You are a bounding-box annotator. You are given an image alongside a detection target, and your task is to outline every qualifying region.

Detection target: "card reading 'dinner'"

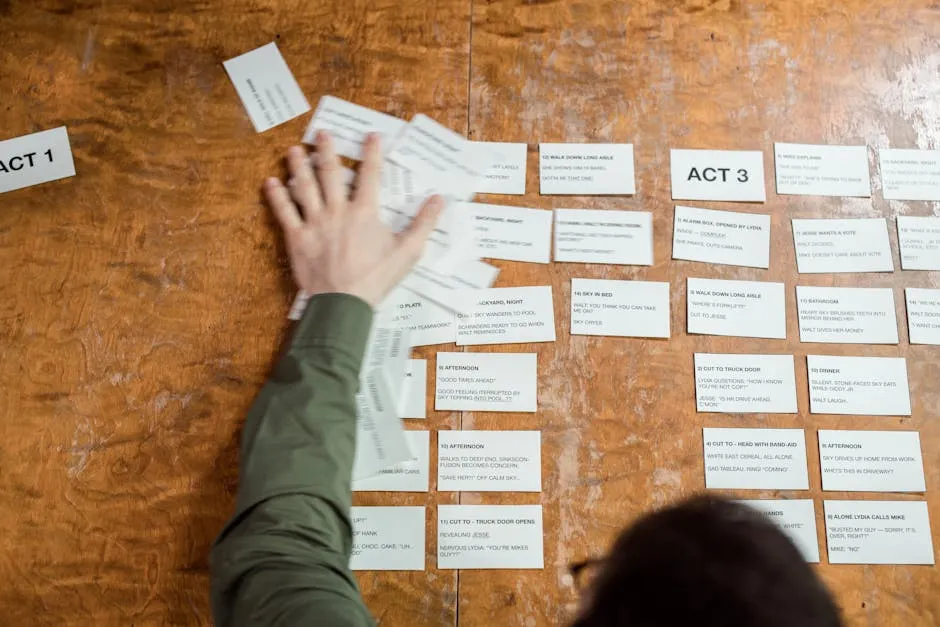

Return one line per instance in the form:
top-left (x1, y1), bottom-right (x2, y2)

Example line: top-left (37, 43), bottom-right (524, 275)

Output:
top-left (703, 427), bottom-right (809, 490)
top-left (539, 143), bottom-right (635, 195)
top-left (571, 278), bottom-right (670, 338)
top-left (687, 278), bottom-right (786, 339)
top-left (554, 209), bottom-right (653, 265)
top-left (435, 352), bottom-right (537, 412)
top-left (672, 205), bottom-right (771, 268)
top-left (807, 355), bottom-right (911, 416)
top-left (694, 354), bottom-right (798, 414)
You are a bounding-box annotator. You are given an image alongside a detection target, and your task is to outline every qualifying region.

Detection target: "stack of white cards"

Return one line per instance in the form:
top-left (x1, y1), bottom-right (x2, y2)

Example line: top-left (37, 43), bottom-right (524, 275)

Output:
top-left (300, 95), bottom-right (504, 315)
top-left (288, 96), bottom-right (511, 482)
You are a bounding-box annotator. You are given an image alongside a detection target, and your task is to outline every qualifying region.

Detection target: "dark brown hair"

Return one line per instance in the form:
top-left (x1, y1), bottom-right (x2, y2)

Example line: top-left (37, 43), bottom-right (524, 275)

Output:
top-left (573, 495), bottom-right (843, 627)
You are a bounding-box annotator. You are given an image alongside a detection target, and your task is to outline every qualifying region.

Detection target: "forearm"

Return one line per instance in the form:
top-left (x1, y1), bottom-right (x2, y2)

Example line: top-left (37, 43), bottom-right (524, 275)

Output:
top-left (210, 293), bottom-right (375, 627)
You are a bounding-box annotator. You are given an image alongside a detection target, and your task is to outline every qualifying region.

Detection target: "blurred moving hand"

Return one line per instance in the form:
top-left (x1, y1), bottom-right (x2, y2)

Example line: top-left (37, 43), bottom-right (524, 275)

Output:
top-left (264, 131), bottom-right (443, 308)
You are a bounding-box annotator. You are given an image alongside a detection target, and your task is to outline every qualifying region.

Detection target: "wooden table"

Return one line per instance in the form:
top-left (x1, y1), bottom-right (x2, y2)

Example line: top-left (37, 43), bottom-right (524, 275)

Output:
top-left (1, 0), bottom-right (937, 624)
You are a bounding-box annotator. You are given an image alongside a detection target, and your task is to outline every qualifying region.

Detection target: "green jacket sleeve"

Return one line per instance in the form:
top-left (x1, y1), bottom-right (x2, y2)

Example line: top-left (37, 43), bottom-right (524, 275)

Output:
top-left (210, 293), bottom-right (377, 627)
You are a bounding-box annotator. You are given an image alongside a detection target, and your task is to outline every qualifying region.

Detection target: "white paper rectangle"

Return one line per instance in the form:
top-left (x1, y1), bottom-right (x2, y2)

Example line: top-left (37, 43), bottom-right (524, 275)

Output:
top-left (351, 378), bottom-right (413, 481)
top-left (456, 286), bottom-right (556, 346)
top-left (360, 322), bottom-right (411, 415)
top-left (438, 505), bottom-right (544, 569)
top-left (774, 143), bottom-right (871, 197)
top-left (670, 149), bottom-right (767, 202)
top-left (687, 278), bottom-right (786, 339)
top-left (438, 431), bottom-right (541, 492)
top-left (353, 431), bottom-right (430, 492)
top-left (819, 430), bottom-right (925, 493)
top-left (400, 258), bottom-right (500, 315)
top-left (694, 354), bottom-right (798, 414)
top-left (222, 43), bottom-right (311, 133)
top-left (703, 427), bottom-right (808, 490)
top-left (905, 288), bottom-right (940, 345)
top-left (796, 286), bottom-right (898, 344)
top-left (382, 189), bottom-right (475, 272)
top-left (897, 216), bottom-right (940, 270)
top-left (435, 352), bottom-right (537, 413)
top-left (470, 202), bottom-right (552, 264)
top-left (399, 359), bottom-right (427, 419)
top-left (824, 500), bottom-right (934, 565)
top-left (737, 500), bottom-right (820, 563)
top-left (672, 205), bottom-right (771, 269)
top-left (554, 209), bottom-right (653, 265)
top-left (0, 127), bottom-right (76, 194)
top-left (792, 218), bottom-right (893, 273)
top-left (570, 278), bottom-right (670, 338)
top-left (473, 142), bottom-right (527, 195)
top-left (387, 289), bottom-right (455, 346)
top-left (386, 114), bottom-right (487, 202)
top-left (539, 143), bottom-right (635, 195)
top-left (351, 506), bottom-right (426, 570)
top-left (302, 95), bottom-right (406, 159)
top-left (807, 355), bottom-right (911, 416)
top-left (452, 260), bottom-right (500, 290)
top-left (880, 149), bottom-right (940, 201)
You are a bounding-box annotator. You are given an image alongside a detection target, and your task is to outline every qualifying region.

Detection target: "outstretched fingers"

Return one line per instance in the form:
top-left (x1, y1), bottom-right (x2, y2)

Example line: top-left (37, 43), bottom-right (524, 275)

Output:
top-left (286, 145), bottom-right (323, 218)
top-left (314, 131), bottom-right (348, 210)
top-left (264, 177), bottom-right (303, 231)
top-left (394, 195), bottom-right (446, 266)
top-left (353, 133), bottom-right (383, 209)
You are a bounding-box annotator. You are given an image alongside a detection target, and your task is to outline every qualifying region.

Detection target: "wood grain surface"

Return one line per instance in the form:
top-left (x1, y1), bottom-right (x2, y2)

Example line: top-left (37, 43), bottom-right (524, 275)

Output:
top-left (0, 0), bottom-right (937, 625)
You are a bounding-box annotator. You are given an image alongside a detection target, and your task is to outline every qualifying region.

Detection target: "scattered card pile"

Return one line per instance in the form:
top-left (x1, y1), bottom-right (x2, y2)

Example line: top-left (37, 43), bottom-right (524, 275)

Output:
top-left (289, 96), bottom-right (509, 482)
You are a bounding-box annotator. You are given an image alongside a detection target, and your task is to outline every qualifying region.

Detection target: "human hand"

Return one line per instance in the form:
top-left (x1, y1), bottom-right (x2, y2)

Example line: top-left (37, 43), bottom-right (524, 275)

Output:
top-left (264, 131), bottom-right (444, 309)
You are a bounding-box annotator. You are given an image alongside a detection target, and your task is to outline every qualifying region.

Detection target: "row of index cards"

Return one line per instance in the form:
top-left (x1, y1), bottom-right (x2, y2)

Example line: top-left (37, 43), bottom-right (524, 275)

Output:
top-left (349, 498), bottom-right (933, 571)
top-left (392, 281), bottom-right (940, 354)
top-left (213, 45), bottom-right (940, 201)
top-left (350, 426), bottom-right (928, 496)
top-left (543, 143), bottom-right (938, 202)
top-left (305, 96), bottom-right (940, 202)
top-left (701, 428), bottom-right (935, 566)
top-left (408, 348), bottom-right (914, 418)
top-left (469, 202), bottom-right (940, 274)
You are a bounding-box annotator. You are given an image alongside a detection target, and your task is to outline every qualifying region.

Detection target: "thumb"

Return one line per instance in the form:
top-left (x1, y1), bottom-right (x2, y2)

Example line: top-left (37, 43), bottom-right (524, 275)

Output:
top-left (395, 195), bottom-right (445, 264)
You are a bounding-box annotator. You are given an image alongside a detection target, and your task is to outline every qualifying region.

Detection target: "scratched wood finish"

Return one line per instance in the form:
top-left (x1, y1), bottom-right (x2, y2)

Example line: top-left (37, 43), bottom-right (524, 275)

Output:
top-left (1, 0), bottom-right (938, 625)
top-left (464, 1), bottom-right (940, 626)
top-left (0, 0), bottom-right (468, 625)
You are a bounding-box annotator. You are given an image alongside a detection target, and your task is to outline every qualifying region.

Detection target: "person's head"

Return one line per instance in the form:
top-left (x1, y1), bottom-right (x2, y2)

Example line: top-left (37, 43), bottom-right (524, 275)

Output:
top-left (572, 495), bottom-right (843, 627)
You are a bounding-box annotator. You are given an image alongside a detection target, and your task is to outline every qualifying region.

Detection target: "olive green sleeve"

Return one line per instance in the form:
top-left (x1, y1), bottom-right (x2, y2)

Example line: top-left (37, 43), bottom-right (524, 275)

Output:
top-left (210, 293), bottom-right (376, 627)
